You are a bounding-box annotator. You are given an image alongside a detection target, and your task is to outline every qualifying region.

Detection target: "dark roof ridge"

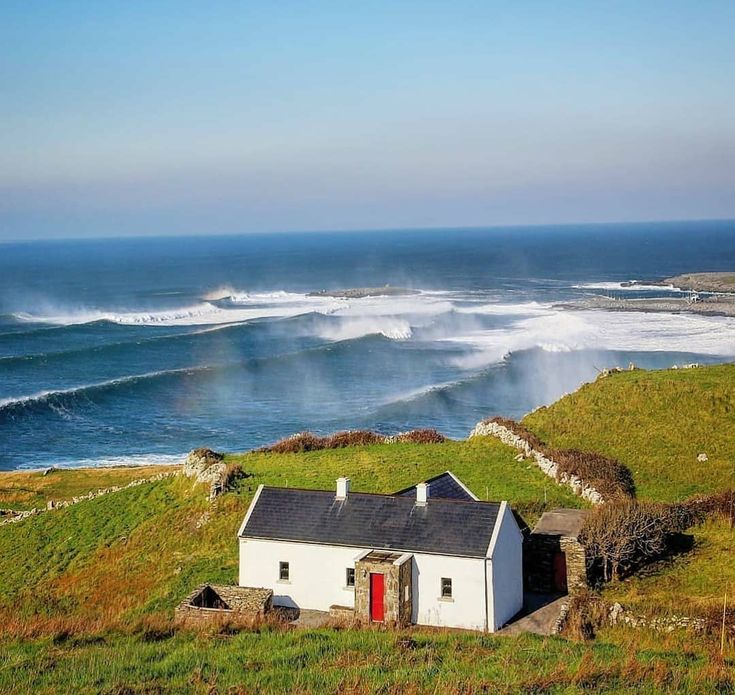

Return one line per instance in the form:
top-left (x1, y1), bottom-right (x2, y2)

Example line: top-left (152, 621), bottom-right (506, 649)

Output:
top-left (258, 484), bottom-right (499, 506)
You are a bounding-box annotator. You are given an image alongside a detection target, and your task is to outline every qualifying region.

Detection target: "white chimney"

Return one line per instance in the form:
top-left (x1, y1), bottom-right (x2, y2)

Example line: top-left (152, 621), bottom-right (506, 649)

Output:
top-left (416, 482), bottom-right (429, 506)
top-left (336, 477), bottom-right (351, 500)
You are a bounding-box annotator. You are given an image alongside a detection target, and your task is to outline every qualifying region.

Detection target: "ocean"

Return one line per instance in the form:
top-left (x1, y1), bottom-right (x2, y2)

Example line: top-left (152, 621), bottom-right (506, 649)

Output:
top-left (1, 220), bottom-right (734, 471)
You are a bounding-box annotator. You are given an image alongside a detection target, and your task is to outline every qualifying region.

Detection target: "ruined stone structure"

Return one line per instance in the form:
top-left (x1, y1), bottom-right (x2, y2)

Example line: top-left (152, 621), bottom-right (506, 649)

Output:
top-left (353, 551), bottom-right (413, 626)
top-left (525, 509), bottom-right (589, 594)
top-left (175, 584), bottom-right (273, 626)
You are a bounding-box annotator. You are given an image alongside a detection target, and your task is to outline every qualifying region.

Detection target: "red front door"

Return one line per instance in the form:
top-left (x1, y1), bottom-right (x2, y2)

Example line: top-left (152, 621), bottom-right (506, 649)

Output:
top-left (553, 552), bottom-right (568, 593)
top-left (370, 573), bottom-right (385, 622)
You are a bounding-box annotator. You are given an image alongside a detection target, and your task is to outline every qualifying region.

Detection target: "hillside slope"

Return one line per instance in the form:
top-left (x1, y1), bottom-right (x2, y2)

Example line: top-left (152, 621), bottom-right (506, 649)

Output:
top-left (523, 364), bottom-right (735, 502)
top-left (0, 438), bottom-right (579, 637)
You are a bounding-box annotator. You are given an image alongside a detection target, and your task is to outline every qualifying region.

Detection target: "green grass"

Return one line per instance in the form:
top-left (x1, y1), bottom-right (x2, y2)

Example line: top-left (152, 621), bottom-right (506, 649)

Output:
top-left (0, 465), bottom-right (179, 511)
top-left (1, 628), bottom-right (733, 694)
top-left (602, 518), bottom-right (735, 617)
top-left (523, 364), bottom-right (735, 502)
top-left (231, 438), bottom-right (583, 522)
top-left (0, 439), bottom-right (579, 636)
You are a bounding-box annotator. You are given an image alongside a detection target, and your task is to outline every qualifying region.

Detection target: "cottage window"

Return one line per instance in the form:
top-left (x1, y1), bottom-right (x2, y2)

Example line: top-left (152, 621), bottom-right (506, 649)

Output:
top-left (441, 577), bottom-right (452, 598)
top-left (279, 561), bottom-right (290, 581)
top-left (346, 567), bottom-right (355, 587)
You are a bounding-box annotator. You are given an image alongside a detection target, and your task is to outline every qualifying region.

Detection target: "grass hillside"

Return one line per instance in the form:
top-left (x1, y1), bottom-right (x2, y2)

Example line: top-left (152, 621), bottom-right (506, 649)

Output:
top-left (523, 364), bottom-right (735, 502)
top-left (2, 382), bottom-right (735, 693)
top-left (523, 364), bottom-right (735, 626)
top-left (0, 439), bottom-right (580, 639)
top-left (0, 465), bottom-right (179, 512)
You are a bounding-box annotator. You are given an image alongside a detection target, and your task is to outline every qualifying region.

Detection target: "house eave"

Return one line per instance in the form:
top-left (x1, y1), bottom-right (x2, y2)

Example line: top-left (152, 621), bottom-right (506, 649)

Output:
top-left (238, 533), bottom-right (489, 560)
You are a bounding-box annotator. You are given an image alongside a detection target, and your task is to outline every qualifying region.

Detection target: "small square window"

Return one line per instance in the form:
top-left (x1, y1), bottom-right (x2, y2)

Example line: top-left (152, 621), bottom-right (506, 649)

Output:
top-left (346, 567), bottom-right (355, 587)
top-left (441, 577), bottom-right (452, 598)
top-left (279, 561), bottom-right (290, 581)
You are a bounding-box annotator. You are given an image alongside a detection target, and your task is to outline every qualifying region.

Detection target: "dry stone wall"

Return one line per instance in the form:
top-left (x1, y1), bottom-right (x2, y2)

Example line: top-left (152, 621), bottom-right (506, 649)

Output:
top-left (0, 470), bottom-right (177, 526)
top-left (468, 420), bottom-right (605, 504)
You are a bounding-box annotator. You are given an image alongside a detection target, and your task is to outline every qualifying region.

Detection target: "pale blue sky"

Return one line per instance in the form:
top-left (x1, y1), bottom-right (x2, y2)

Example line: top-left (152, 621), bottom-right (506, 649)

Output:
top-left (1, 1), bottom-right (734, 239)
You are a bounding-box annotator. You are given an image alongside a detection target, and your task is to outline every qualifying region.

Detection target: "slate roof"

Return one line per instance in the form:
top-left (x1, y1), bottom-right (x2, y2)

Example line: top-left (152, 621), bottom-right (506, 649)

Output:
top-left (531, 509), bottom-right (588, 538)
top-left (240, 486), bottom-right (501, 558)
top-left (393, 471), bottom-right (478, 502)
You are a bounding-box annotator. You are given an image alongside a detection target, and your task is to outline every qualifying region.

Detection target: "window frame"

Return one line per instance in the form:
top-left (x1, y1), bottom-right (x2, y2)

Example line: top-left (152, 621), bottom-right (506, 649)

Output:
top-left (345, 567), bottom-right (355, 588)
top-left (279, 561), bottom-right (290, 582)
top-left (440, 577), bottom-right (453, 599)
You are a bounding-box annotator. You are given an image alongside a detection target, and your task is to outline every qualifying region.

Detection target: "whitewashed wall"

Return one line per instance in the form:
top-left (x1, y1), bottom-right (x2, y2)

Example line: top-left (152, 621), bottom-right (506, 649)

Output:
top-left (487, 504), bottom-right (524, 630)
top-left (239, 538), bottom-right (365, 610)
top-left (410, 553), bottom-right (488, 631)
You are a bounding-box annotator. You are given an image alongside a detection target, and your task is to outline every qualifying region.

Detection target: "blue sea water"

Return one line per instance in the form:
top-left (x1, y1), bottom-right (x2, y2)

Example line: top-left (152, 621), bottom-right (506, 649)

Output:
top-left (1, 220), bottom-right (735, 470)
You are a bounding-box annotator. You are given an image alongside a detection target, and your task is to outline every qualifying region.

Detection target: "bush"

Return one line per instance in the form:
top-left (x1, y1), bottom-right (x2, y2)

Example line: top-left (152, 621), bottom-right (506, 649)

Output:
top-left (258, 428), bottom-right (448, 453)
top-left (324, 430), bottom-right (386, 448)
top-left (394, 429), bottom-right (447, 444)
top-left (680, 489), bottom-right (735, 525)
top-left (550, 448), bottom-right (636, 500)
top-left (580, 500), bottom-right (693, 582)
top-left (260, 432), bottom-right (327, 454)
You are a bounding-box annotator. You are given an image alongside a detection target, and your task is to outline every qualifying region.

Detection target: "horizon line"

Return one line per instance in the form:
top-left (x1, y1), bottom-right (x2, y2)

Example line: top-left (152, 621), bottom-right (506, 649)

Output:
top-left (1, 216), bottom-right (733, 245)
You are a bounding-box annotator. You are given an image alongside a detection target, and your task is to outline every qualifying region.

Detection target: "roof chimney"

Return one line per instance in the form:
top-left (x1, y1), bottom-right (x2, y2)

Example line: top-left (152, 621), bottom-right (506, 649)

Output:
top-left (336, 477), bottom-right (351, 500)
top-left (416, 482), bottom-right (429, 506)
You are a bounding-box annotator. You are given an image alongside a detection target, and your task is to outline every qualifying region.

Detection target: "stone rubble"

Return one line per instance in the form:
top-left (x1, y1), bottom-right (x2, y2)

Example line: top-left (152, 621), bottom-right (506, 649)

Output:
top-left (468, 419), bottom-right (605, 504)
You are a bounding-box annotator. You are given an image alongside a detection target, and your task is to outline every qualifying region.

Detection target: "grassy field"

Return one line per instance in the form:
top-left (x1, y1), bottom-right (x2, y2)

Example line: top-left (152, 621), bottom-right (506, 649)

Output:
top-left (602, 518), bottom-right (735, 618)
top-left (2, 627), bottom-right (733, 694)
top-left (3, 366), bottom-right (735, 692)
top-left (0, 465), bottom-right (179, 511)
top-left (523, 364), bottom-right (735, 502)
top-left (523, 364), bottom-right (735, 627)
top-left (0, 439), bottom-right (580, 639)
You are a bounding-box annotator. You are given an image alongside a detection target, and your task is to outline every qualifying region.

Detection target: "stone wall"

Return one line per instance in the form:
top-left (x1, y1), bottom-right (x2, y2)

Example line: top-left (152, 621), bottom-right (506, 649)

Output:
top-left (174, 584), bottom-right (273, 627)
top-left (0, 470), bottom-right (177, 526)
top-left (468, 420), bottom-right (605, 505)
top-left (354, 556), bottom-right (411, 626)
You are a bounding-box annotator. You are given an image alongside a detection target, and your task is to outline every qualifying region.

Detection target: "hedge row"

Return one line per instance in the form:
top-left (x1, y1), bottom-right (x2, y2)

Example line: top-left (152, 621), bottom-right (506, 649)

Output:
top-left (258, 428), bottom-right (446, 454)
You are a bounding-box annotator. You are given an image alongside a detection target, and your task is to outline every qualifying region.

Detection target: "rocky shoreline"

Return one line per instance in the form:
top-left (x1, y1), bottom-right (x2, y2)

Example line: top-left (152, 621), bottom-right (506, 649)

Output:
top-left (561, 294), bottom-right (735, 317)
top-left (643, 272), bottom-right (735, 293)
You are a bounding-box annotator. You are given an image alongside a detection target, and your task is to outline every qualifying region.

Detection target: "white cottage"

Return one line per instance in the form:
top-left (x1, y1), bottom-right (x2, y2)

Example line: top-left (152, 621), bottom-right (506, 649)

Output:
top-left (238, 472), bottom-right (523, 631)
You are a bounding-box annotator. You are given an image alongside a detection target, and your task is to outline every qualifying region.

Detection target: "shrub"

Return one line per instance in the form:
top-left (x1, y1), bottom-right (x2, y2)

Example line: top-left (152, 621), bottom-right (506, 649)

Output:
top-left (550, 448), bottom-right (636, 500)
top-left (260, 432), bottom-right (327, 454)
top-left (324, 430), bottom-right (386, 448)
top-left (680, 489), bottom-right (735, 525)
top-left (580, 500), bottom-right (692, 582)
top-left (394, 429), bottom-right (447, 444)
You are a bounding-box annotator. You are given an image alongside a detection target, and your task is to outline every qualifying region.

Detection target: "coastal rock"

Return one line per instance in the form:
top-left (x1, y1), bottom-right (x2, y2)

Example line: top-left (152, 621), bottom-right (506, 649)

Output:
top-left (182, 448), bottom-right (231, 501)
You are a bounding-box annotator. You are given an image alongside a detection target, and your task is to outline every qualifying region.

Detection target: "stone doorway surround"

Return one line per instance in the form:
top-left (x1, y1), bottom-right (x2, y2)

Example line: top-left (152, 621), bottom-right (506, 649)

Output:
top-left (354, 550), bottom-right (413, 626)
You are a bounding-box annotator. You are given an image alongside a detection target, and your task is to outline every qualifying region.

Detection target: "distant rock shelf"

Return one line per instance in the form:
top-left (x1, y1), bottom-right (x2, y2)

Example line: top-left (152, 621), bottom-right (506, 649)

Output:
top-left (308, 286), bottom-right (420, 299)
top-left (561, 294), bottom-right (735, 317)
top-left (647, 272), bottom-right (735, 293)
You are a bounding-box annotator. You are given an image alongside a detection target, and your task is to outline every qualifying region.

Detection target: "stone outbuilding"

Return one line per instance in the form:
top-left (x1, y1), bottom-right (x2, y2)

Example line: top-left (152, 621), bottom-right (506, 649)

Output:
top-left (175, 584), bottom-right (273, 626)
top-left (524, 509), bottom-right (589, 594)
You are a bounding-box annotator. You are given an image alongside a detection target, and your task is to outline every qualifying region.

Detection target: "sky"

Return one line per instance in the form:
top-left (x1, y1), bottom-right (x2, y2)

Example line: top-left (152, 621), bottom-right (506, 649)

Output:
top-left (1, 1), bottom-right (734, 240)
